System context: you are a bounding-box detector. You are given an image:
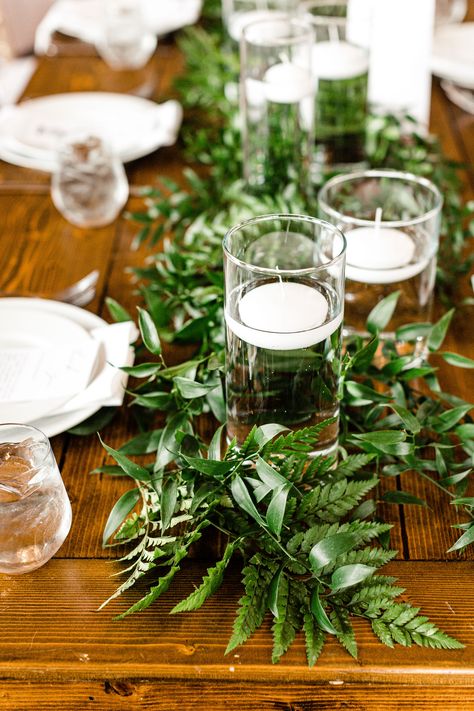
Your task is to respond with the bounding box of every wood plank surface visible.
[0,561,472,683]
[0,10,473,709]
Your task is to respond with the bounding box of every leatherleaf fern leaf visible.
[100,424,464,663]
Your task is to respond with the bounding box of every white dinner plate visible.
[432,23,474,89]
[0,302,92,424]
[2,299,108,436]
[0,94,182,172]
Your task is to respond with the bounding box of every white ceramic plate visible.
[0,94,182,172]
[432,23,474,89]
[2,299,107,436]
[0,302,92,423]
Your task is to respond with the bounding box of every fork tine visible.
[53,270,100,301]
[66,285,97,307]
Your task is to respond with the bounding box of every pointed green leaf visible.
[137,306,161,355]
[330,564,376,592]
[256,456,288,489]
[161,478,178,532]
[231,475,266,527]
[102,488,141,546]
[441,352,474,369]
[383,490,427,506]
[266,485,290,537]
[311,586,338,635]
[447,525,474,553]
[174,376,218,399]
[100,437,151,481]
[366,291,400,334]
[309,532,358,571]
[208,424,225,461]
[106,297,133,323]
[268,568,283,618]
[427,309,454,352]
[254,423,289,447]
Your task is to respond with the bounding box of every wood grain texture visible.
[0,561,472,683]
[1,681,474,711]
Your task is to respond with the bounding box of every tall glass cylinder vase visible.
[223,214,346,457]
[300,0,370,174]
[240,18,315,193]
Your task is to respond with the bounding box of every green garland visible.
[90,1,474,664]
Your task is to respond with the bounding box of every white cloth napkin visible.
[0,57,37,106]
[35,0,202,54]
[56,321,137,415]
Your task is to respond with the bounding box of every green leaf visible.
[267,568,284,618]
[255,423,289,447]
[303,610,325,667]
[119,430,163,455]
[432,405,473,433]
[102,488,141,546]
[383,404,421,434]
[330,564,376,592]
[156,412,190,469]
[171,542,235,613]
[366,291,400,334]
[99,437,151,481]
[311,586,338,635]
[137,307,162,355]
[256,456,289,489]
[266,485,290,537]
[447,525,474,553]
[231,476,267,527]
[106,297,133,323]
[183,455,235,477]
[441,352,474,369]
[174,376,218,399]
[352,431,406,445]
[208,424,225,461]
[382,491,427,507]
[309,533,358,571]
[161,478,178,532]
[427,309,454,352]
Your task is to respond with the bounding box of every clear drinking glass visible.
[51,134,129,228]
[0,424,72,575]
[240,17,315,193]
[97,0,157,71]
[300,0,370,173]
[318,170,443,343]
[223,214,346,457]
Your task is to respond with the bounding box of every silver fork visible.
[0,270,99,307]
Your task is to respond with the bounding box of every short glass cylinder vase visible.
[0,424,72,575]
[223,213,346,457]
[51,134,129,228]
[318,170,443,345]
[300,0,370,174]
[240,17,315,194]
[96,0,157,70]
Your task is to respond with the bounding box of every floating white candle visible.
[228,10,285,42]
[264,62,313,103]
[344,224,429,284]
[226,281,343,350]
[311,41,369,81]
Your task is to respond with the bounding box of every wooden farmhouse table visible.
[0,17,473,711]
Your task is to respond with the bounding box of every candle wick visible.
[275,264,285,301]
[374,207,383,235]
[329,22,339,43]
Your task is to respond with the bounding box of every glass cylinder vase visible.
[223,213,346,457]
[300,0,370,174]
[240,17,315,194]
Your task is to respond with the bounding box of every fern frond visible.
[170,541,235,613]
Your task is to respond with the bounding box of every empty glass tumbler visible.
[97,0,157,70]
[318,170,443,341]
[240,17,315,193]
[51,134,129,228]
[0,424,72,574]
[223,214,346,457]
